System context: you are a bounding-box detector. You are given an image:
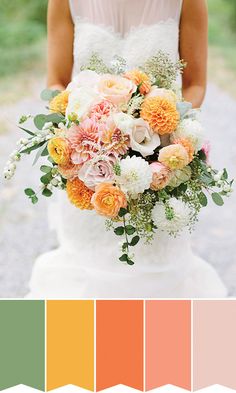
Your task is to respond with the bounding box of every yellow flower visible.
[48,137,71,165]
[49,91,69,115]
[158,144,189,170]
[141,97,179,135]
[66,177,94,209]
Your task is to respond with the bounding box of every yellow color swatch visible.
[46,300,94,391]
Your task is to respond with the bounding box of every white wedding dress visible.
[27,0,227,298]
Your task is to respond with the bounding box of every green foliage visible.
[0,0,47,77]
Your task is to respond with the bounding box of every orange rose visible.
[48,137,71,165]
[91,183,127,218]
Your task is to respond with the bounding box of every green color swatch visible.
[0,300,45,391]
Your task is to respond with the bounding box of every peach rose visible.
[150,162,172,190]
[48,137,71,165]
[124,69,151,95]
[98,75,136,106]
[158,144,189,170]
[91,183,127,218]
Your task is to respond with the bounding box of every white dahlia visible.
[152,197,191,234]
[171,118,205,152]
[116,156,152,198]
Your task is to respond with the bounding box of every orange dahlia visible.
[124,69,151,95]
[66,178,94,210]
[49,91,69,115]
[141,97,179,135]
[174,138,194,163]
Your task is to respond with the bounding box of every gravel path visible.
[0,82,235,298]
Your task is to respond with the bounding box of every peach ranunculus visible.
[91,183,127,218]
[58,162,81,180]
[48,137,71,165]
[173,138,195,163]
[158,144,189,170]
[98,75,136,106]
[90,100,115,122]
[141,97,179,135]
[150,162,172,190]
[124,69,151,95]
[147,86,178,105]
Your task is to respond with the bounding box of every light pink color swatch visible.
[193,300,236,391]
[146,300,192,391]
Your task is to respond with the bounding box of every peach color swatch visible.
[193,300,236,391]
[146,300,191,391]
[46,300,94,391]
[96,300,144,391]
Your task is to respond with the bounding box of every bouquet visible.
[4,52,233,265]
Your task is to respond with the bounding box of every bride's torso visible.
[70,0,183,72]
[53,0,185,263]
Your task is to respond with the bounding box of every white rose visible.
[147,86,178,105]
[113,112,134,133]
[128,118,160,157]
[67,70,101,91]
[171,118,205,152]
[66,86,102,121]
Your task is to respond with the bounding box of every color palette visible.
[0,300,236,392]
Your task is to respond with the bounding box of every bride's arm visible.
[47,0,74,90]
[179,0,208,108]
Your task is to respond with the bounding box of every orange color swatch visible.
[96,300,144,391]
[146,300,191,391]
[193,300,236,391]
[46,300,94,391]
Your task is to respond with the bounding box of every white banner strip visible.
[2,385,236,393]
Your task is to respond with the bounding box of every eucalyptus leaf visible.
[198,192,208,207]
[176,101,192,118]
[40,89,61,101]
[212,192,224,206]
[34,114,48,130]
[40,165,51,174]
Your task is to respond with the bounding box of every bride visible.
[27,0,227,298]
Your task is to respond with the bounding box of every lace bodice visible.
[69,0,183,73]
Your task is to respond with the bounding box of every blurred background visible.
[0,0,235,297]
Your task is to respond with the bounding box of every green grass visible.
[0,0,236,98]
[0,0,47,78]
[208,0,236,71]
